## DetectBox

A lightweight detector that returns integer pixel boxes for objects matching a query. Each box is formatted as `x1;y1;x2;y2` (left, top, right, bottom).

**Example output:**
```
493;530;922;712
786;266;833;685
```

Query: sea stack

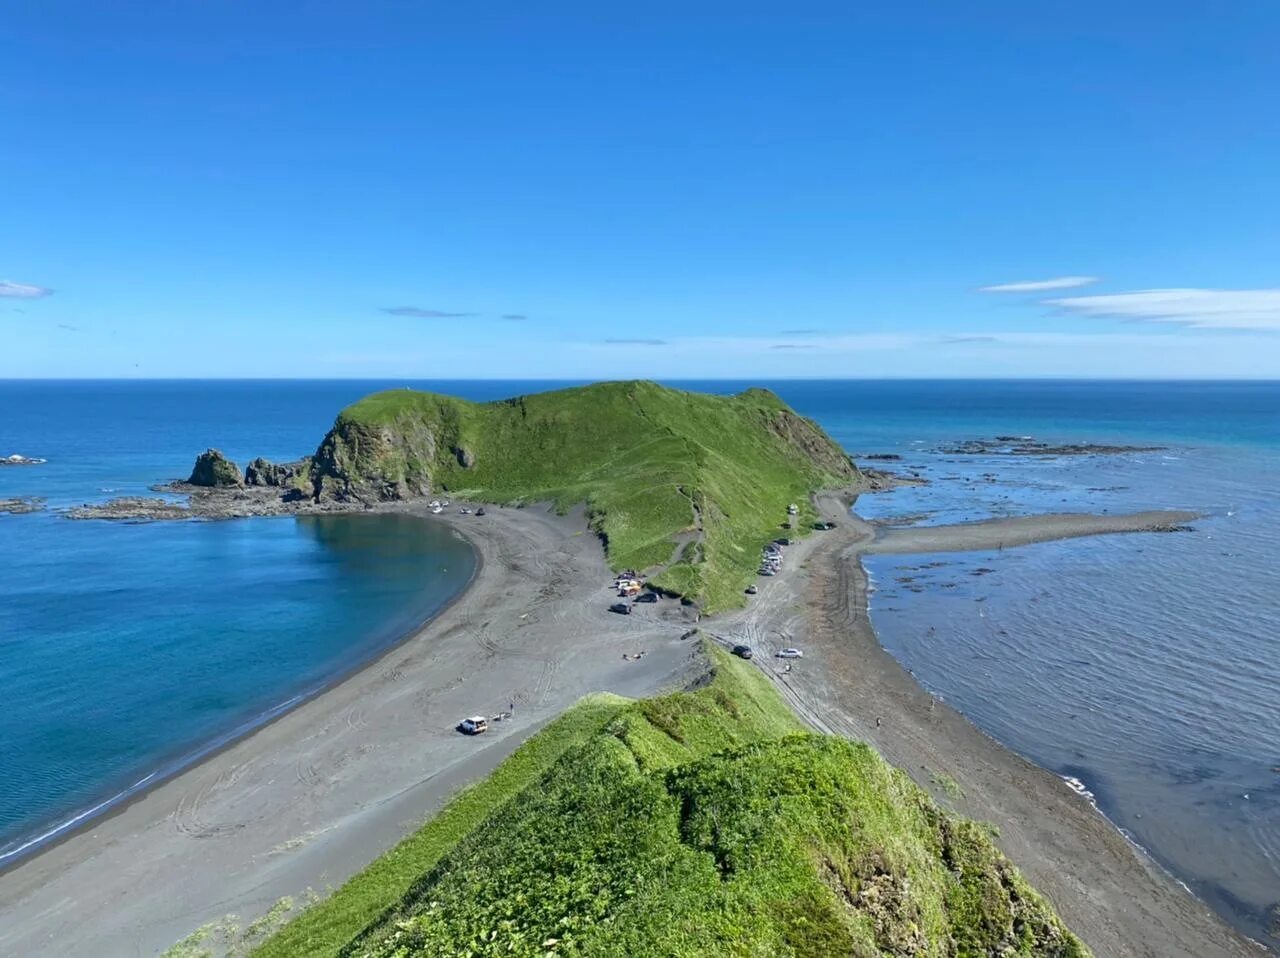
187;449;243;487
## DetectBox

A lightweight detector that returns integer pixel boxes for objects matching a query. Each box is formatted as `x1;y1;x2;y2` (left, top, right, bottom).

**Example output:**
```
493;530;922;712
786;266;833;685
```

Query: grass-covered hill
255;644;1088;958
307;381;858;610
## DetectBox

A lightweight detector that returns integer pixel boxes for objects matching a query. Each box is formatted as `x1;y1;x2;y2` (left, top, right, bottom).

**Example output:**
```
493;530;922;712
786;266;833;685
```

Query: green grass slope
257;647;1088;958
308;381;858;611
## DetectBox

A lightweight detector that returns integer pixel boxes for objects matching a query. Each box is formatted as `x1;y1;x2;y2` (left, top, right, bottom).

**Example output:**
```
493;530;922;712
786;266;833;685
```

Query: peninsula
3;382;1250;958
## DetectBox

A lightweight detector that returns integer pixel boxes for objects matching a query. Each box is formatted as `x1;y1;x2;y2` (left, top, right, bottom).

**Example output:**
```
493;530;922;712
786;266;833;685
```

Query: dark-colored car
731;644;753;659
813;520;836;531
634;591;659;603
609;602;632;615
745;584;758;595
475;507;486;516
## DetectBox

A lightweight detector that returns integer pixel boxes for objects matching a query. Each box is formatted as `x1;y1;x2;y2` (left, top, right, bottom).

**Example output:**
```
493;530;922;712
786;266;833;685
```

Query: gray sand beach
0;497;1258;957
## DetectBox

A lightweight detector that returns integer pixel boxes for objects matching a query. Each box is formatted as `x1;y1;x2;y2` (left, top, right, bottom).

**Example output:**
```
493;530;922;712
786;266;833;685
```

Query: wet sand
712;495;1260;957
0;498;1259;957
0;504;701;957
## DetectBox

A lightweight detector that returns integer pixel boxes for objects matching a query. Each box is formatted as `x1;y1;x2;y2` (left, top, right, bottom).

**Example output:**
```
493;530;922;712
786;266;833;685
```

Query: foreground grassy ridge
254;695;632;958
310;381;856;611
260;646;1087;957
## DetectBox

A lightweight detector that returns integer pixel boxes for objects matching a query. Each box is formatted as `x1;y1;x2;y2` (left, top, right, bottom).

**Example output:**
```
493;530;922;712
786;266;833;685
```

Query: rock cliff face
187;449;243;487
244;457;308;488
310;417;437;502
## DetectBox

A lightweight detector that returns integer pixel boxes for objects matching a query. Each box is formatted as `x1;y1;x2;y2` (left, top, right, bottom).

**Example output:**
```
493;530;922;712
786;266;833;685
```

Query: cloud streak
0;280;53;299
771;344;815;350
381;306;476;318
980;276;1098;293
604;338;666;346
1045;288;1280;331
501;314;528;320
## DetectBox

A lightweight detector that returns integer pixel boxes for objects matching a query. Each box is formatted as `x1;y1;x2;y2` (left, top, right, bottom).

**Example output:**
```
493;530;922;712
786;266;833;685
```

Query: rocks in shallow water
64;497;192;521
938;437;1164;457
0;496;45;515
244;457;306;487
187;449;243;487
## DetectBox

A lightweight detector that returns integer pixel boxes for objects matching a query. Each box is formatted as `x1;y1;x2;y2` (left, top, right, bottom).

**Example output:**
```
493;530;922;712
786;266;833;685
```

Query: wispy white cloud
604;338;666;346
502;313;528;320
1045;288;1280;331
0;280;53;298
381;306;475;318
980;276;1098;293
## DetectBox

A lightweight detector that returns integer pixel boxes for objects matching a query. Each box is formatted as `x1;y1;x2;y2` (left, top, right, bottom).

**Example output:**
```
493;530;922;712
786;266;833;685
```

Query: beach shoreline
0;495;1260;957
0;510;485;875
715;491;1261;957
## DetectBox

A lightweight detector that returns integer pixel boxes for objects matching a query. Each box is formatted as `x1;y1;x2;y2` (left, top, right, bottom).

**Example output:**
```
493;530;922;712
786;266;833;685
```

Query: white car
458;716;489;735
776;648;804;659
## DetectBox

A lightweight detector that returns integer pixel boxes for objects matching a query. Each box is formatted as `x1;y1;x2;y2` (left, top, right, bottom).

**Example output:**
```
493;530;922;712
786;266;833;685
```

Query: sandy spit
0;503;701;957
0;497;1259;957
708;495;1260;958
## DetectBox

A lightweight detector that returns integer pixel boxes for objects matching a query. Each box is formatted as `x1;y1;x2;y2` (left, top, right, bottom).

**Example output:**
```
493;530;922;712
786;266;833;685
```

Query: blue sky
4;2;1279;378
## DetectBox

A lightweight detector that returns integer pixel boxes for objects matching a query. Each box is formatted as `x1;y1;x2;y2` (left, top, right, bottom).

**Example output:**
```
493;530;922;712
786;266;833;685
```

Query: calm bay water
1;379;1277;946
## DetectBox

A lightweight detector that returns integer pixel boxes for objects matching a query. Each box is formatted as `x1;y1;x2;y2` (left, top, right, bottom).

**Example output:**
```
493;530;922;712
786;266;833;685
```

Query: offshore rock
0;496;46;515
187;449;243;487
245;457;307;488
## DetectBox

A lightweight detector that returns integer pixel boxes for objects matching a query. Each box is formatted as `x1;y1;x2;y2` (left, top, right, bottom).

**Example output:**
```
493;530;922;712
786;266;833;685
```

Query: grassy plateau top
308;381;859;611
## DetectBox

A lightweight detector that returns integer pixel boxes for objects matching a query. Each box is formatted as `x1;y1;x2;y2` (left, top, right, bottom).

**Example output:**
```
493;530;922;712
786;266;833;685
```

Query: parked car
773;537;791;546
635;591;658;603
745;584;758;595
458;716;488;735
814;520;836;531
609;602;632;615
731;644;753;660
776;648;804;659
460;506;472;514
475;507;486;516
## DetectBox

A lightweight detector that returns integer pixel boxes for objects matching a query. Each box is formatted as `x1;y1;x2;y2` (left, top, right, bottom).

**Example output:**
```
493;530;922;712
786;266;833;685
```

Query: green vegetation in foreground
308;381;858;611
257;646;1088;958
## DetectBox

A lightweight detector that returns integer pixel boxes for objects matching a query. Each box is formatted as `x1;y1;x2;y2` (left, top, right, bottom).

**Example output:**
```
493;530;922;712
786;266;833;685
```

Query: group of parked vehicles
759;539;786;577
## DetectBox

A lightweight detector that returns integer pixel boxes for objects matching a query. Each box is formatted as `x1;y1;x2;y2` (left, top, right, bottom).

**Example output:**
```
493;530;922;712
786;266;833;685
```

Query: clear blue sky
5;2;1279;378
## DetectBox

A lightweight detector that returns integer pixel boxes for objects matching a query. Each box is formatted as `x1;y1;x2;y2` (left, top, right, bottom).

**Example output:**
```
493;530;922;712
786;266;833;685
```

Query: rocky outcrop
245;457;307;488
310;416;443;503
187;449;243;487
0;496;45;515
65;497;194;521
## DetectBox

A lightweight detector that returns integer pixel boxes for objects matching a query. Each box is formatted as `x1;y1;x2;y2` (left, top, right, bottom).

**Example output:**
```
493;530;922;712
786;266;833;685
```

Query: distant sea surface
2;379;1277;947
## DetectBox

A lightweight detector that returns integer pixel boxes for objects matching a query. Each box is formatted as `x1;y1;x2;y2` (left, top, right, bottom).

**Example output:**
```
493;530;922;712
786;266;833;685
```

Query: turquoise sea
1;379;1277;947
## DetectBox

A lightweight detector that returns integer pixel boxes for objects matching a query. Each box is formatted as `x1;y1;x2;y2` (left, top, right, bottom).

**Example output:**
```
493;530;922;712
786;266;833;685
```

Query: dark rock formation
65;497;193;521
938;438;1164;457
454;445;475;469
245;457;307;487
0;496;45;515
187;449;243;487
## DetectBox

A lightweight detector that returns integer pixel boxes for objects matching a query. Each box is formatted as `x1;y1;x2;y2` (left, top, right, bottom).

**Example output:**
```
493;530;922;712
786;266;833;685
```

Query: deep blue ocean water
1;379;1277;945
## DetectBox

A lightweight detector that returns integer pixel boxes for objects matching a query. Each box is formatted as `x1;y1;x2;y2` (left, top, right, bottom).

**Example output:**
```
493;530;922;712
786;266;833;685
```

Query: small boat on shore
2;454;47;466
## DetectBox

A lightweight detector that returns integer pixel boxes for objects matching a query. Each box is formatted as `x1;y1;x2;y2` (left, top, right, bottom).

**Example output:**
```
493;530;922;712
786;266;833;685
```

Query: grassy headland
307;381;858;610
256;644;1087;958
